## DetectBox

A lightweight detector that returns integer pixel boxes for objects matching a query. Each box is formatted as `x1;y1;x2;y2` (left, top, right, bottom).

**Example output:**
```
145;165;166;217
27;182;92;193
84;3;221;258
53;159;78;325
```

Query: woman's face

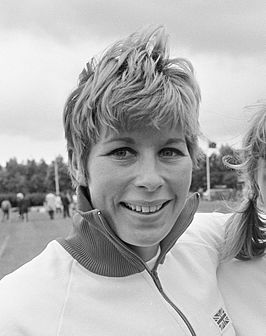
257;157;266;211
87;125;193;260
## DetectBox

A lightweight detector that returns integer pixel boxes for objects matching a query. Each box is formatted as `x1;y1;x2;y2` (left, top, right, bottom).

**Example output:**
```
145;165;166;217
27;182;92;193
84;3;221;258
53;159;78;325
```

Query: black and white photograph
0;1;265;335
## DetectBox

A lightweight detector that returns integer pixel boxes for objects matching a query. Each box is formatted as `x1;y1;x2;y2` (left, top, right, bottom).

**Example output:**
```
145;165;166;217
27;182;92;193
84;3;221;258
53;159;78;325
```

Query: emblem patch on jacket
212;307;230;332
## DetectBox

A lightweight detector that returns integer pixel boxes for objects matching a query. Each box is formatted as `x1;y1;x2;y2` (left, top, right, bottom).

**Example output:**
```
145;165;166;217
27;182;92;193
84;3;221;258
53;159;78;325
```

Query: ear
69;150;87;186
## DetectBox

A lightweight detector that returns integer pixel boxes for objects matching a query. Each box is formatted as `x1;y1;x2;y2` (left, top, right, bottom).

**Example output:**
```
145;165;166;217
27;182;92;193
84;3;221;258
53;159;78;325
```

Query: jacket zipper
97;211;197;336
151;269;196;336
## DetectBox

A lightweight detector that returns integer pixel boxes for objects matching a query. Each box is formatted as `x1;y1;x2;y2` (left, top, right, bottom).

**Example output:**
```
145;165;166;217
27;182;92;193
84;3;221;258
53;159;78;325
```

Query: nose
134;156;164;192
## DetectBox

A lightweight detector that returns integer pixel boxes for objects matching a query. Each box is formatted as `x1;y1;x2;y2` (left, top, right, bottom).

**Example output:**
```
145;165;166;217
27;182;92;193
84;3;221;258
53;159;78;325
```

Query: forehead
100;124;186;144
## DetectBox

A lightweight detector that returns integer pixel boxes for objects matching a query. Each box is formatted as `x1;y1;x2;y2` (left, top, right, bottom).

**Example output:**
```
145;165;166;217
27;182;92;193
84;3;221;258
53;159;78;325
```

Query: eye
107;147;136;160
159;147;185;158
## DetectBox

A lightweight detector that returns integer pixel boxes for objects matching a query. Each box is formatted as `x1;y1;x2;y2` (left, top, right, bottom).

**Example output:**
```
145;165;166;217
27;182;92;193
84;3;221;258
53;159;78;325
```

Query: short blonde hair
63;26;201;186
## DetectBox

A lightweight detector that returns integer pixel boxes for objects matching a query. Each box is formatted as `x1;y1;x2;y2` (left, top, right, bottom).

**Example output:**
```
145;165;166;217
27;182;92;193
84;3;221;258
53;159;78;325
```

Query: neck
128;244;159;262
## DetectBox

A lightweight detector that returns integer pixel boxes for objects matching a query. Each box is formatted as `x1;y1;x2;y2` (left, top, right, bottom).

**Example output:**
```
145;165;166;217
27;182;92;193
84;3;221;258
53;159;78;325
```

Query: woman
0;26;235;335
217;102;266;335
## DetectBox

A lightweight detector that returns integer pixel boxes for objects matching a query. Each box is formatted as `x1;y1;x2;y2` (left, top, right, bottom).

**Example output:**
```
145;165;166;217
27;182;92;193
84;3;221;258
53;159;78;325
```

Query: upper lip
121;199;171;207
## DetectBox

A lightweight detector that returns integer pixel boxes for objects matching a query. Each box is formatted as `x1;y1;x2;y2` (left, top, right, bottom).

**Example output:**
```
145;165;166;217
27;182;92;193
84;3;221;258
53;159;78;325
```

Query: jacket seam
176;239;222;254
56;258;75;335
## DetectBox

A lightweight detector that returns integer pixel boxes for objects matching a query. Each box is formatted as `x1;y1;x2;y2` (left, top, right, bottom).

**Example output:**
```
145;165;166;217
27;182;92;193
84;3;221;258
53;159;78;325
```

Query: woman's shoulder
219;252;266;273
191;211;232;232
0;240;73;296
179;211;232;249
0;241;74;331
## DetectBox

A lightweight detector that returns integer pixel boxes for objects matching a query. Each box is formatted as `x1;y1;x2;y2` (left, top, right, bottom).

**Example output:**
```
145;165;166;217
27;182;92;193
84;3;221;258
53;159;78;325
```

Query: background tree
0;157;73;206
45;156;72;193
3;158;27;193
190;144;238;192
190;150;206;192
25;159;49;193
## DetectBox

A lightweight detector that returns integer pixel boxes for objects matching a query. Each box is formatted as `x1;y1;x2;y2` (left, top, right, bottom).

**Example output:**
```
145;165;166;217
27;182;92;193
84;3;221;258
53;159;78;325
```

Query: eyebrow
102;137;135;145
102;137;186;145
164;138;186;145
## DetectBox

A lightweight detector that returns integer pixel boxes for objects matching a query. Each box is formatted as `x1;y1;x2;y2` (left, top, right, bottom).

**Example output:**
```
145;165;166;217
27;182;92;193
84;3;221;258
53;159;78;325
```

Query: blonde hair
222;101;266;260
63;26;201;186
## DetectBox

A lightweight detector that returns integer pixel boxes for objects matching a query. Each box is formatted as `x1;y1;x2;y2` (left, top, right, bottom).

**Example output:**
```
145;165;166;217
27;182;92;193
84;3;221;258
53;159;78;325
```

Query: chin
128;232;166;247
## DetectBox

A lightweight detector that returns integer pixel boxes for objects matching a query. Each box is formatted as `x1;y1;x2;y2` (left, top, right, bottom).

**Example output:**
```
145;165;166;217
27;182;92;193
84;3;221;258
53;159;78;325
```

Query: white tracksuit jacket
0;187;236;335
218;241;266;335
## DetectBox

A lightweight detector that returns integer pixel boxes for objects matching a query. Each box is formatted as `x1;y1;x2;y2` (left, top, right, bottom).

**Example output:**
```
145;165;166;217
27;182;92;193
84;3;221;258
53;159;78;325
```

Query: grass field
0;200;236;279
0;210;72;279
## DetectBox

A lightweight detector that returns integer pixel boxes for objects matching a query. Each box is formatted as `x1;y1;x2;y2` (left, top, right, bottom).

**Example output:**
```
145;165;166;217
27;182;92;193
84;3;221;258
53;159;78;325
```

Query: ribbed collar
57;186;199;277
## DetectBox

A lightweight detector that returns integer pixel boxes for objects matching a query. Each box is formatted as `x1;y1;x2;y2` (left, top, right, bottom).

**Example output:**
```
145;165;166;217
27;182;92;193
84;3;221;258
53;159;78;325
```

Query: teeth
124;202;165;213
142;206;150;213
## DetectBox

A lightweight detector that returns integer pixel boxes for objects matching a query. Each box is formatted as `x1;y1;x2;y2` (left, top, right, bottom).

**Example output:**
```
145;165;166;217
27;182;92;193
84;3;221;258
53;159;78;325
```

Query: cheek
176;160;192;183
168;161;192;195
87;160;108;208
88;161;127;208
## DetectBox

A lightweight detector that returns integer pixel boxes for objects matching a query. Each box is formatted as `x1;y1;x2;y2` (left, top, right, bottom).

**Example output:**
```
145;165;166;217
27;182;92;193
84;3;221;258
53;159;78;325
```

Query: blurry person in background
0;26;236;335
1;199;11;222
55;194;63;214
16;193;29;222
217;102;266;335
60;191;71;218
44;192;56;220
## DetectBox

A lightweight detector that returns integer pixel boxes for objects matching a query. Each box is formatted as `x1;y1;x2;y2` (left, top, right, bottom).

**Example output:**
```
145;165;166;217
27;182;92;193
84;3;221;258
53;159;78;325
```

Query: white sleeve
179;212;232;259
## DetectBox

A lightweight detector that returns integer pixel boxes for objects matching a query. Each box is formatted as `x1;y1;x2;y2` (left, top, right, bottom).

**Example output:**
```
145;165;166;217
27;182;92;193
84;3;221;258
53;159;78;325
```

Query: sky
0;0;265;165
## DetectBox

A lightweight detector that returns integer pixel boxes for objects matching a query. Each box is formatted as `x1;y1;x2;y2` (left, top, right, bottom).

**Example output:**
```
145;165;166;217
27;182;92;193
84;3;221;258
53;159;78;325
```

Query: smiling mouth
120;201;170;215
